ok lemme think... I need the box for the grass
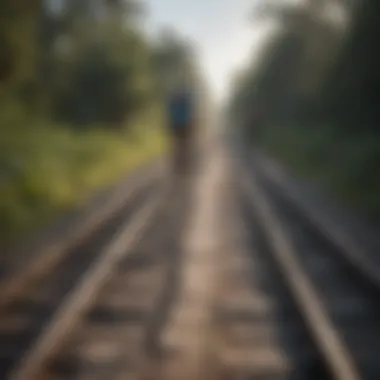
[0,121,167,248]
[260,124,380,220]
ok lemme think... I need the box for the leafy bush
[262,124,380,219]
[0,121,166,248]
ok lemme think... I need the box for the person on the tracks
[167,86,194,175]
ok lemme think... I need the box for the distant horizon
[145,0,267,103]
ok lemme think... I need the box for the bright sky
[146,0,266,101]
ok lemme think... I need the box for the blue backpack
[169,93,192,129]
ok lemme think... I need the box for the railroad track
[219,184,326,380]
[0,177,170,379]
[4,146,380,380]
[141,150,333,380]
[240,163,380,380]
[12,186,189,380]
[0,166,162,308]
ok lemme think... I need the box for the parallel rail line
[8,188,168,380]
[0,167,161,310]
[0,172,163,379]
[3,149,380,380]
[241,161,380,380]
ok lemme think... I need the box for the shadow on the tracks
[143,178,195,359]
[236,189,330,380]
[39,177,194,379]
[0,185,157,378]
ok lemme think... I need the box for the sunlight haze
[146,0,265,101]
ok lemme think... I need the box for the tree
[0,1,41,97]
[229,0,349,137]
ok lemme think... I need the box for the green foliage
[0,0,204,249]
[229,0,380,218]
[152,28,200,95]
[0,0,40,98]
[262,124,380,217]
[0,121,166,248]
[50,15,157,127]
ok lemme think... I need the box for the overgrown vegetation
[0,0,204,248]
[0,125,166,247]
[228,0,380,219]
